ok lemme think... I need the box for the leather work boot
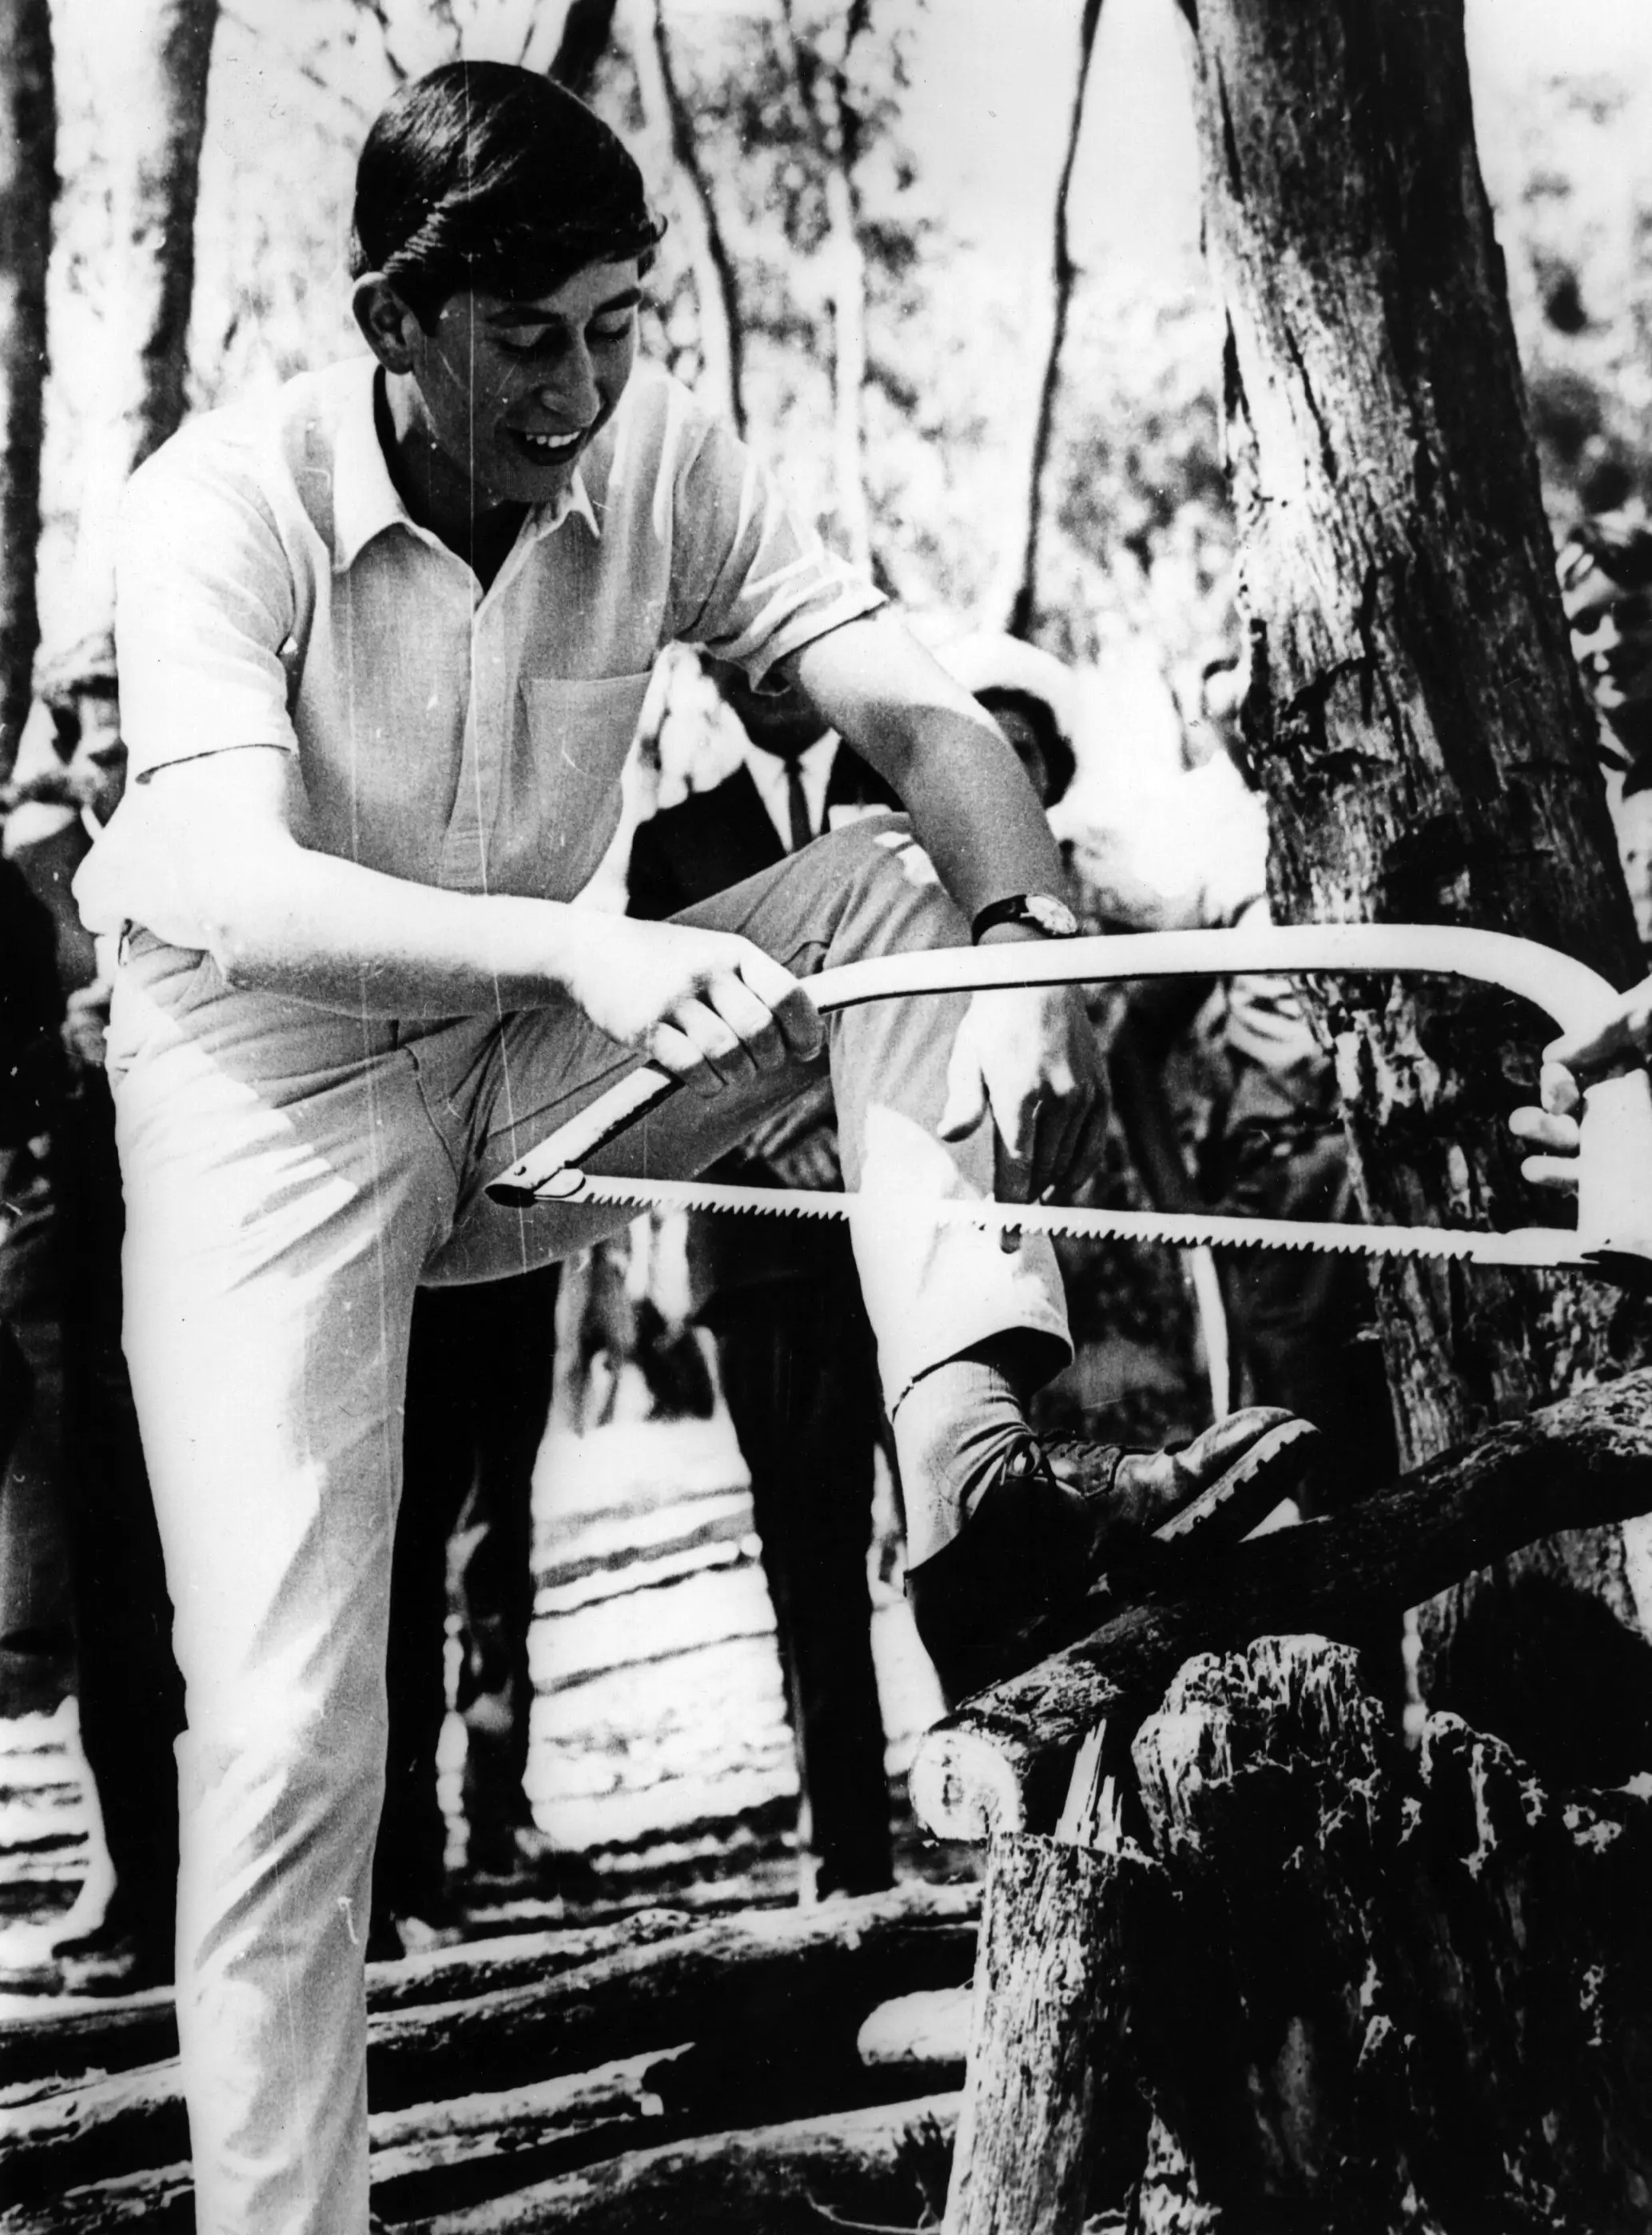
[907,1407,1320,1699]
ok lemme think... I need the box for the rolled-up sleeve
[663,404,883,683]
[116,436,301,783]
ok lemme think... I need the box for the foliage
[30,3,1652,717]
[1487,56,1652,529]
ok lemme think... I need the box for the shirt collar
[332,359,600,572]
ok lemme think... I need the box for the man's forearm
[213,846,591,1014]
[782,612,1066,927]
[82,813,589,1018]
[851,705,1066,926]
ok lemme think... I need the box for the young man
[74,63,1306,2234]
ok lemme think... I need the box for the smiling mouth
[512,428,583,458]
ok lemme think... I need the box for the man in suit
[627,658,899,1899]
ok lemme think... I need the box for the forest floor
[0,1389,980,2010]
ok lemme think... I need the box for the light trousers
[107,816,1069,2234]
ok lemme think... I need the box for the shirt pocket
[517,672,654,902]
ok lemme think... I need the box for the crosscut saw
[487,925,1652,1281]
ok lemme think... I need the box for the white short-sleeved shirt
[97,355,882,920]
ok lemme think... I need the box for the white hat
[932,631,1079,741]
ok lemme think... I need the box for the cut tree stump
[1120,1634,1652,2232]
[911,1368,1652,1843]
[941,1832,1125,2235]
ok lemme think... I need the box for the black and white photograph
[3,0,1652,2228]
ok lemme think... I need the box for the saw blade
[519,1168,1602,1272]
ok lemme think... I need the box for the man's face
[1566,571,1652,718]
[400,259,641,515]
[1559,539,1652,719]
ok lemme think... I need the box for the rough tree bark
[941,1832,1128,2235]
[623,0,746,433]
[1124,1635,1652,2231]
[1005,0,1104,642]
[0,0,54,782]
[1174,0,1652,1768]
[51,0,217,695]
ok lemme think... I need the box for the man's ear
[352,273,423,373]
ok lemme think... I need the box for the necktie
[786,760,813,854]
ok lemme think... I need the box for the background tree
[1176,0,1652,1777]
[623,0,747,432]
[1005,0,1103,643]
[0,0,54,782]
[48,0,217,699]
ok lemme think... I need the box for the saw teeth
[527,1172,1594,1271]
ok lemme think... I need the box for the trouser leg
[713,1256,892,1898]
[111,962,449,2235]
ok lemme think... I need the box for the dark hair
[351,62,665,325]
[974,687,1076,807]
[1560,512,1652,593]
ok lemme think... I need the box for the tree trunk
[624,0,746,434]
[1005,0,1103,642]
[778,0,874,576]
[1173,0,1652,1771]
[0,0,54,782]
[548,0,619,98]
[52,0,216,691]
[1176,0,1643,1450]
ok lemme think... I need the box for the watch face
[1025,893,1081,938]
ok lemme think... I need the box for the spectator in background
[1070,650,1398,1515]
[1558,511,1652,953]
[932,634,1078,816]
[372,1265,573,1958]
[627,656,898,1899]
[2,661,182,1987]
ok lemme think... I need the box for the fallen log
[911,1369,1652,1841]
[856,1986,971,2074]
[368,2050,691,2224]
[0,1909,696,2093]
[1,1883,979,2197]
[396,2090,960,2234]
[0,2164,193,2235]
[367,1880,979,2112]
[0,2054,687,2226]
[1121,1633,1652,2230]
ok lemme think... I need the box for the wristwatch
[970,891,1081,943]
